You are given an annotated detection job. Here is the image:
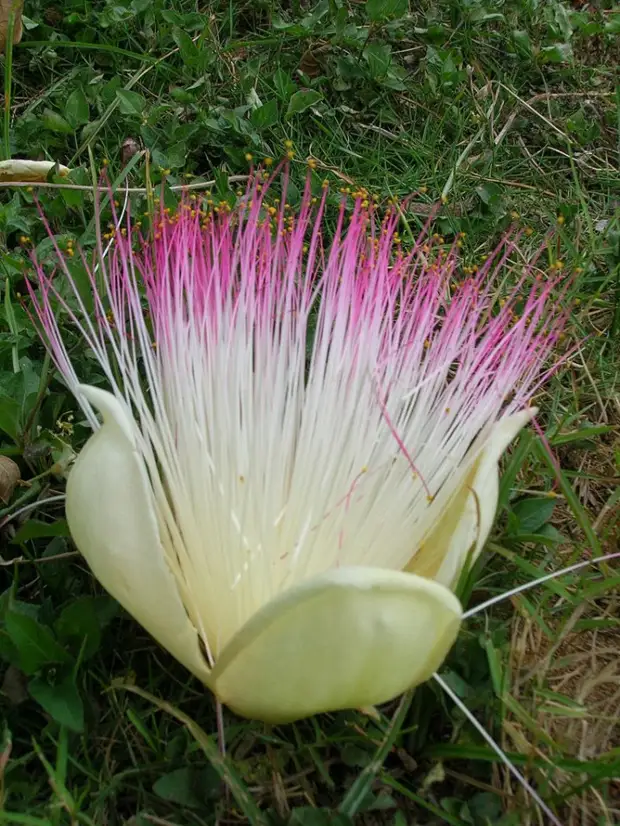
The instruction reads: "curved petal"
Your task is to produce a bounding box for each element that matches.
[0,159,70,182]
[66,385,211,685]
[212,567,462,723]
[406,409,535,588]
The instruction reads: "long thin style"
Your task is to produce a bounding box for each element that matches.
[433,672,563,826]
[463,551,620,620]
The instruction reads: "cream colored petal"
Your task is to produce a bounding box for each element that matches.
[0,159,70,182]
[212,567,462,723]
[66,385,211,685]
[407,410,535,588]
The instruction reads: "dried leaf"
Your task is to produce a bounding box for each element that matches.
[2,665,28,705]
[0,0,23,53]
[0,456,20,503]
[0,159,70,182]
[120,137,140,167]
[299,49,323,79]
[43,6,62,27]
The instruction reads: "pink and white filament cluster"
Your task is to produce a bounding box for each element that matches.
[29,172,566,654]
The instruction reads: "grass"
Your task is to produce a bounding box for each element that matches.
[0,1,618,824]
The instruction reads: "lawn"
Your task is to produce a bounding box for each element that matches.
[0,1,619,825]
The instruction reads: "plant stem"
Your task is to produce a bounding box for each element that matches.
[3,9,17,160]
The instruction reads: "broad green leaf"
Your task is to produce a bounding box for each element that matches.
[286,89,323,119]
[0,630,19,666]
[55,597,102,661]
[289,809,354,825]
[5,611,71,675]
[476,181,502,206]
[161,10,205,29]
[152,142,187,170]
[250,100,279,129]
[11,519,70,545]
[41,109,73,134]
[116,89,146,116]
[172,28,200,66]
[29,675,84,732]
[605,16,620,34]
[510,498,556,534]
[364,44,392,79]
[64,89,89,128]
[512,30,533,58]
[153,766,219,808]
[0,394,21,442]
[273,68,296,101]
[365,0,408,23]
[468,793,502,821]
[539,43,573,64]
[0,193,33,235]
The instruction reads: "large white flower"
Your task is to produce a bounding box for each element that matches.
[30,176,563,722]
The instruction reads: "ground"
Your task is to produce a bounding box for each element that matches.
[0,1,618,825]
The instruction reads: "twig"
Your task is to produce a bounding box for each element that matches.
[0,175,249,194]
[577,346,609,423]
[593,487,620,534]
[0,494,66,529]
[441,87,495,201]
[142,816,182,826]
[464,173,557,198]
[0,551,79,567]
[441,125,486,201]
[3,9,17,161]
[493,86,613,147]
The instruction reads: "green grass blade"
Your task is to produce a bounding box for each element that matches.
[112,682,267,825]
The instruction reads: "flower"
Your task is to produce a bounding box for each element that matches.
[0,159,70,182]
[29,174,564,723]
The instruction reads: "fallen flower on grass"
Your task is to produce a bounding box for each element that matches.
[28,171,565,722]
[0,159,70,183]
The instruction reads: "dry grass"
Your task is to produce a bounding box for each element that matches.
[499,408,620,825]
[506,610,620,826]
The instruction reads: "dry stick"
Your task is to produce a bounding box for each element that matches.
[465,173,557,199]
[0,493,66,529]
[577,346,609,424]
[593,487,620,534]
[493,87,614,148]
[441,125,485,202]
[0,551,79,567]
[0,175,249,194]
[142,815,182,826]
[515,601,587,692]
[495,86,571,146]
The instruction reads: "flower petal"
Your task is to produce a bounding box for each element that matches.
[66,385,211,685]
[212,567,462,723]
[0,159,70,182]
[406,410,535,588]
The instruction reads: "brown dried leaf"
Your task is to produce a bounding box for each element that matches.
[120,137,140,167]
[0,455,20,503]
[299,48,323,79]
[43,6,62,27]
[0,0,23,53]
[2,665,28,705]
